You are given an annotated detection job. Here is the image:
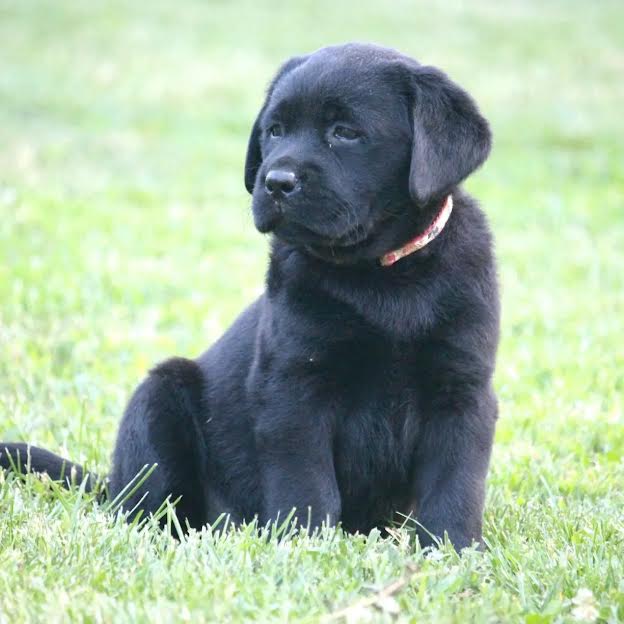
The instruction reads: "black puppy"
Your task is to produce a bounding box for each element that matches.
[1,43,499,550]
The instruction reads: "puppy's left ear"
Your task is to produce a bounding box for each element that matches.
[244,55,309,194]
[407,66,491,206]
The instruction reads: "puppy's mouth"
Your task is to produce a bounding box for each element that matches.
[272,218,373,250]
[253,195,385,262]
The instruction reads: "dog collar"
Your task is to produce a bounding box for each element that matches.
[379,194,453,267]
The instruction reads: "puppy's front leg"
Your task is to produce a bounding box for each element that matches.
[412,388,497,550]
[254,411,341,531]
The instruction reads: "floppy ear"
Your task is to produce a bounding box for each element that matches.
[244,55,309,194]
[407,66,491,206]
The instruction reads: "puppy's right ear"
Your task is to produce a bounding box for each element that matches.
[244,55,308,194]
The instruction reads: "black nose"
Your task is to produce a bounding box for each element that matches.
[265,169,298,196]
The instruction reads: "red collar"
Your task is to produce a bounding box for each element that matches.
[380,194,453,267]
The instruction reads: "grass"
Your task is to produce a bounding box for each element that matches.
[1,0,623,621]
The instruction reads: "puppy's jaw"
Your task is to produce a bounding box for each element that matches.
[253,200,283,234]
[253,185,426,266]
[252,187,369,246]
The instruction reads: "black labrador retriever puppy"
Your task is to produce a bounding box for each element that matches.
[1,43,499,550]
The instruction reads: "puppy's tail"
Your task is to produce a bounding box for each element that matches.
[0,442,104,497]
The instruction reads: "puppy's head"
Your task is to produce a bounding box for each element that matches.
[245,43,491,263]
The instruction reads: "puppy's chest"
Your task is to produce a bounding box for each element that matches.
[314,336,423,411]
[335,383,420,477]
[316,339,424,493]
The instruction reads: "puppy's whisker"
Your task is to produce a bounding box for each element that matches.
[336,197,359,237]
[380,200,404,218]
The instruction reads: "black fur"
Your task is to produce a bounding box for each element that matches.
[1,43,499,550]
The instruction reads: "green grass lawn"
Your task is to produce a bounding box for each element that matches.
[1,0,623,621]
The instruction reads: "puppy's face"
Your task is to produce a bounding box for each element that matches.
[245,44,491,263]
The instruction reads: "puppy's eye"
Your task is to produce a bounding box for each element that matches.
[333,125,360,141]
[268,124,284,138]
